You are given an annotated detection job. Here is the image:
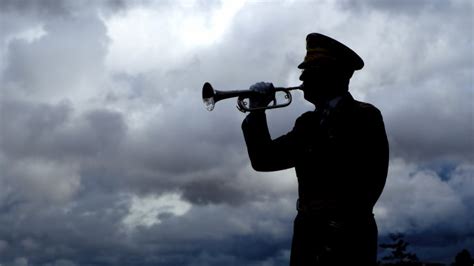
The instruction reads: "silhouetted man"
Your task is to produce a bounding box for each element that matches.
[242,33,389,265]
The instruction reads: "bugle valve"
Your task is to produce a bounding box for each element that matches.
[202,82,301,113]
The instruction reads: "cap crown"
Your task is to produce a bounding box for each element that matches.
[298,33,364,70]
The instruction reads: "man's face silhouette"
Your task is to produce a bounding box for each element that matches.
[299,64,352,105]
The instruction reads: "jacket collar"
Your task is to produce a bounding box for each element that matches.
[316,92,354,112]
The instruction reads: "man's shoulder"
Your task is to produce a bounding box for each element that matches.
[348,99,386,129]
[351,99,382,117]
[292,111,318,130]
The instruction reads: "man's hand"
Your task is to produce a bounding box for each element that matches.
[248,82,276,109]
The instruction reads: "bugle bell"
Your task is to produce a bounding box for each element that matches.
[202,82,301,113]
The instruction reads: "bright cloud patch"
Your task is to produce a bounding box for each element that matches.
[122,192,191,230]
[103,0,247,75]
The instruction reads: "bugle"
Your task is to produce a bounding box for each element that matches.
[202,82,301,113]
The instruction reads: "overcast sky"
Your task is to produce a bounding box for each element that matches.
[0,0,473,265]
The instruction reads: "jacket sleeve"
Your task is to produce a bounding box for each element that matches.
[241,111,296,172]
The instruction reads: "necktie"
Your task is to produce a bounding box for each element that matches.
[319,107,330,126]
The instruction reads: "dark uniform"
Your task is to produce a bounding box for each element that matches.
[241,33,389,265]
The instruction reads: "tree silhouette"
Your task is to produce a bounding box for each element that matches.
[379,233,421,266]
[452,249,473,266]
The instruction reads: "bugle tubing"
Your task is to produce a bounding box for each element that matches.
[202,82,301,112]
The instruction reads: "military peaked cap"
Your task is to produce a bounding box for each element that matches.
[298,33,364,70]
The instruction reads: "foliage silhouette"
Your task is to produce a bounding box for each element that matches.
[379,233,421,266]
[452,249,473,266]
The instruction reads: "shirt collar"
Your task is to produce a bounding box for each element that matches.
[315,92,353,112]
[328,95,343,109]
[316,93,347,112]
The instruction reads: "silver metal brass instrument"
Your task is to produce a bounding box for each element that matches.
[202,82,301,112]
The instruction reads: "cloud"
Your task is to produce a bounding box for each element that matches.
[336,0,474,164]
[0,0,131,17]
[103,1,246,75]
[375,159,474,262]
[4,158,80,204]
[122,192,191,230]
[339,0,456,15]
[375,159,472,233]
[0,0,472,264]
[2,15,108,103]
[0,100,128,160]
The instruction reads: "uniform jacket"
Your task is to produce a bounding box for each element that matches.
[242,92,389,217]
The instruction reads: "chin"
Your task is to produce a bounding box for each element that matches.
[303,93,318,105]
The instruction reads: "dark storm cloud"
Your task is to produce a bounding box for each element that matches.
[0,189,294,265]
[339,0,461,15]
[0,0,253,202]
[0,0,70,17]
[0,192,130,265]
[0,0,131,17]
[182,177,249,205]
[0,100,126,162]
[119,201,294,265]
[343,0,474,165]
[0,0,473,265]
[3,0,301,264]
[0,96,251,206]
[373,77,473,163]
